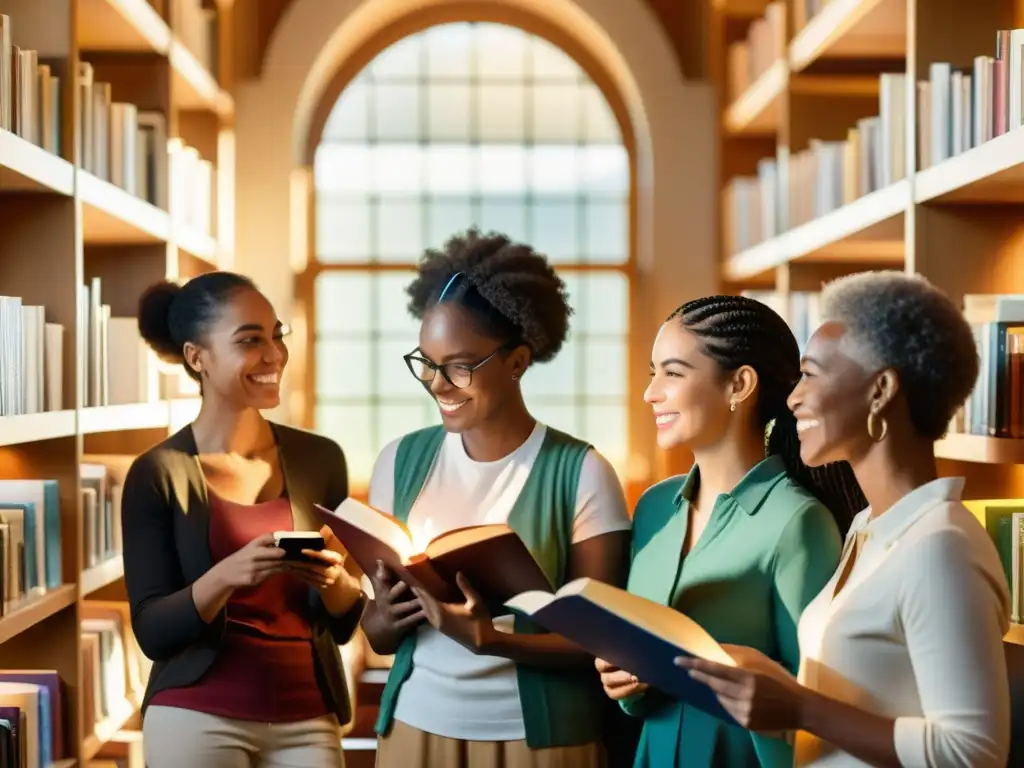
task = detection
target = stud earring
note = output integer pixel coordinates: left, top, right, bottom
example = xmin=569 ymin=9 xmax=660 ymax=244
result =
xmin=512 ymin=372 xmax=520 ymax=381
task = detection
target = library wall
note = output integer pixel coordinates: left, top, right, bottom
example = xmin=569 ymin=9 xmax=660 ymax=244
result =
xmin=0 ymin=0 xmax=229 ymax=763
xmin=231 ymin=0 xmax=719 ymax=487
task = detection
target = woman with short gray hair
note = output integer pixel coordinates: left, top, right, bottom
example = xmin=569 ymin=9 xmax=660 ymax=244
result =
xmin=676 ymin=270 xmax=1011 ymax=768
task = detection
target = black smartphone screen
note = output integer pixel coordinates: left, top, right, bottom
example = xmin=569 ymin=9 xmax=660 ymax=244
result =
xmin=274 ymin=532 xmax=325 ymax=561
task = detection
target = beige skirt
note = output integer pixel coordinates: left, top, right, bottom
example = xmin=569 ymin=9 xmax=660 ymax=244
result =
xmin=375 ymin=719 xmax=608 ymax=768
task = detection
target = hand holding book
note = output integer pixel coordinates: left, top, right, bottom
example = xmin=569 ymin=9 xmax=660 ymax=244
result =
xmin=411 ymin=571 xmax=498 ymax=654
xmin=505 ymin=578 xmax=740 ymax=723
xmin=595 ymin=657 xmax=648 ymax=700
xmin=675 ymin=645 xmax=804 ymax=733
xmin=368 ymin=561 xmax=426 ymax=634
xmin=314 ymin=498 xmax=552 ymax=604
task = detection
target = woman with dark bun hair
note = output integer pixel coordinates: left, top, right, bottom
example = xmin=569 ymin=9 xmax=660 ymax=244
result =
xmin=364 ymin=229 xmax=633 ymax=768
xmin=677 ymin=272 xmax=1011 ymax=768
xmin=596 ymin=294 xmax=866 ymax=768
xmin=123 ymin=271 xmax=366 ymax=768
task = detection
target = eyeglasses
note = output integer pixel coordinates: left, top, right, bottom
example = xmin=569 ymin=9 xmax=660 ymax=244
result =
xmin=403 ymin=344 xmax=510 ymax=389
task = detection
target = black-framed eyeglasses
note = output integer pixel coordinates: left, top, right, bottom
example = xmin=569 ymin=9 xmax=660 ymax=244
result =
xmin=403 ymin=344 xmax=512 ymax=389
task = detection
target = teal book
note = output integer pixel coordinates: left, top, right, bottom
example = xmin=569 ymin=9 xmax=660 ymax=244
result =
xmin=0 ymin=480 xmax=62 ymax=589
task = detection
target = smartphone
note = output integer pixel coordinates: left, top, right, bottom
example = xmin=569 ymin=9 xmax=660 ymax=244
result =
xmin=273 ymin=531 xmax=325 ymax=562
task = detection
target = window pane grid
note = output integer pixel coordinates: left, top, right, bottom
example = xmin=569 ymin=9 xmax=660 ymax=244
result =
xmin=313 ymin=22 xmax=630 ymax=482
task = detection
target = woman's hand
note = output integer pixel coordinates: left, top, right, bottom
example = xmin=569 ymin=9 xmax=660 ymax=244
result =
xmin=595 ymin=657 xmax=649 ymax=700
xmin=675 ymin=644 xmax=806 ymax=732
xmin=286 ymin=525 xmax=363 ymax=615
xmin=214 ymin=532 xmax=287 ymax=589
xmin=412 ymin=573 xmax=498 ymax=654
xmin=368 ymin=561 xmax=426 ymax=634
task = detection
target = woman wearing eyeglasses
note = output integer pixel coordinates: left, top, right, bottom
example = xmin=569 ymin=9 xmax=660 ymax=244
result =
xmin=362 ymin=229 xmax=634 ymax=768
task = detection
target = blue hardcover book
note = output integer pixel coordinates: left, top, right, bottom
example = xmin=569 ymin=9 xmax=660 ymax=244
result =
xmin=506 ymin=578 xmax=738 ymax=724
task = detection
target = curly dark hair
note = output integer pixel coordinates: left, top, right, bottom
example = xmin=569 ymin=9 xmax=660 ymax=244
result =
xmin=137 ymin=271 xmax=257 ymax=382
xmin=406 ymin=229 xmax=572 ymax=364
xmin=820 ymin=270 xmax=978 ymax=441
xmin=669 ymin=295 xmax=867 ymax=534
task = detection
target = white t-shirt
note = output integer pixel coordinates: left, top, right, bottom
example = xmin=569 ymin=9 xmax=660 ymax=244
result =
xmin=367 ymin=422 xmax=631 ymax=741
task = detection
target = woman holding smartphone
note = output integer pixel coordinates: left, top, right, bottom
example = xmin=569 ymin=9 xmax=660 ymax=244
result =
xmin=123 ymin=272 xmax=366 ymax=767
xmin=597 ymin=294 xmax=865 ymax=768
xmin=362 ymin=229 xmax=634 ymax=768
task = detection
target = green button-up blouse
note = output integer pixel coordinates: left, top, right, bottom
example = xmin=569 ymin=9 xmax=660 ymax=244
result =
xmin=622 ymin=454 xmax=843 ymax=768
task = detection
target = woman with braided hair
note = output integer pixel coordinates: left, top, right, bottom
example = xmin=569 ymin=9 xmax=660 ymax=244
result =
xmin=596 ymin=294 xmax=866 ymax=768
xmin=362 ymin=229 xmax=633 ymax=768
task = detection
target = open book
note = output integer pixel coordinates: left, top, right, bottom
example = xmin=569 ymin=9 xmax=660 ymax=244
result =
xmin=506 ymin=578 xmax=737 ymax=723
xmin=314 ymin=498 xmax=552 ymax=604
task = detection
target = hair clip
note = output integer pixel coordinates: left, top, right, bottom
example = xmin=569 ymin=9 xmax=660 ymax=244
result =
xmin=438 ymin=271 xmax=463 ymax=301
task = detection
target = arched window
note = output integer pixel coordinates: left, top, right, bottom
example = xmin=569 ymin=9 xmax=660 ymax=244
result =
xmin=312 ymin=21 xmax=631 ymax=489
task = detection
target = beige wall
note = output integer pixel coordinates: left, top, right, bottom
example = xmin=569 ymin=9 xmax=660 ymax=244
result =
xmin=233 ymin=0 xmax=718 ymax=485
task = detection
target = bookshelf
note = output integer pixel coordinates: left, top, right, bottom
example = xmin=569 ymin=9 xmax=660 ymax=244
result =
xmin=0 ymin=0 xmax=229 ymax=764
xmin=711 ymin=0 xmax=1024 ymax=647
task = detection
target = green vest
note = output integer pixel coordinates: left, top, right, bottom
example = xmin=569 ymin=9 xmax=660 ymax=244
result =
xmin=374 ymin=425 xmax=603 ymax=748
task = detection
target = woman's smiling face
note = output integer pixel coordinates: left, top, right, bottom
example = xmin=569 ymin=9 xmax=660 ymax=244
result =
xmin=415 ymin=302 xmax=525 ymax=432
xmin=787 ymin=321 xmax=876 ymax=466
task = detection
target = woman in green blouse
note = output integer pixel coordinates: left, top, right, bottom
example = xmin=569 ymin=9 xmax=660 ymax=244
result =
xmin=596 ymin=295 xmax=866 ymax=767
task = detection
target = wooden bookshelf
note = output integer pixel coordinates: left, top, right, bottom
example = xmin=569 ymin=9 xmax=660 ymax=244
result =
xmin=915 ymin=128 xmax=1024 ymax=203
xmin=935 ymin=434 xmax=1024 ymax=465
xmin=0 ymin=128 xmax=75 ymax=194
xmin=725 ymin=181 xmax=908 ymax=279
xmin=789 ymin=0 xmax=907 ymax=71
xmin=724 ymin=58 xmax=788 ymax=135
xmin=0 ymin=0 xmax=233 ymax=763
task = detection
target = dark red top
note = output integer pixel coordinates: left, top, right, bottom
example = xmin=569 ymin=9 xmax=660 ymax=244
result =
xmin=148 ymin=492 xmax=329 ymax=722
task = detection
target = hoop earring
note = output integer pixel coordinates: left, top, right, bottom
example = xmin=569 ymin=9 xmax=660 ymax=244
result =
xmin=511 ymin=372 xmax=520 ymax=382
xmin=729 ymin=399 xmax=737 ymax=412
xmin=866 ymin=411 xmax=888 ymax=442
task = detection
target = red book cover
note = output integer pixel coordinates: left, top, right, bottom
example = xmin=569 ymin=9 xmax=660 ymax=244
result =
xmin=315 ymin=499 xmax=552 ymax=604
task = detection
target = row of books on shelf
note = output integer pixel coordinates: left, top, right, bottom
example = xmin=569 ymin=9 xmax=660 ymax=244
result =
xmin=80 ymin=59 xmax=214 ymax=238
xmin=0 ymin=283 xmax=159 ymax=418
xmin=725 ymin=27 xmax=1024 ymax=254
xmin=78 ymin=61 xmax=168 ymax=209
xmin=920 ymin=29 xmax=1024 ymax=168
xmin=81 ymin=456 xmax=131 ymax=572
xmin=967 ymin=500 xmax=1024 ymax=625
xmin=0 ymin=456 xmax=129 ymax=616
xmin=0 ymin=16 xmax=60 ymax=153
xmin=80 ymin=278 xmax=161 ymax=411
xmin=961 ymin=295 xmax=1024 ymax=440
xmin=743 ymin=290 xmax=1024 ymax=441
xmin=723 ymin=71 xmax=905 ymax=252
xmin=726 ymin=1 xmax=785 ymax=103
xmin=0 ymin=298 xmax=62 ymax=418
xmin=0 ymin=479 xmax=61 ymax=612
xmin=2 ymin=12 xmax=217 ymax=238
xmin=0 ymin=601 xmax=150 ymax=768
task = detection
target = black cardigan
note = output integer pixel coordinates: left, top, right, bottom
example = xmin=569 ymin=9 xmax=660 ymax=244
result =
xmin=120 ymin=422 xmax=366 ymax=724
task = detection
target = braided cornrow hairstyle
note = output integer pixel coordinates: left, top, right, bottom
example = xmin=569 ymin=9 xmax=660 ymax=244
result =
xmin=671 ymin=295 xmax=866 ymax=535
xmin=406 ymin=228 xmax=572 ymax=363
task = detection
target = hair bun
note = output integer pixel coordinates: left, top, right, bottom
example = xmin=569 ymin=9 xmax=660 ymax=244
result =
xmin=137 ymin=280 xmax=183 ymax=362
